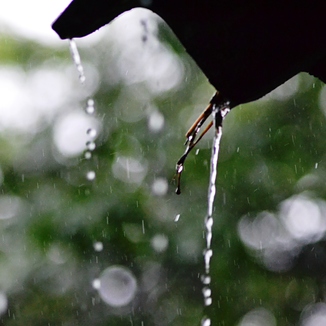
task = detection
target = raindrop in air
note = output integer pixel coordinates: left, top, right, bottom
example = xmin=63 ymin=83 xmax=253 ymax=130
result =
xmin=203 ymin=286 xmax=212 ymax=306
xmin=86 ymin=98 xmax=95 ymax=114
xmin=86 ymin=141 xmax=96 ymax=151
xmin=201 ymin=317 xmax=211 ymax=326
xmin=84 ymin=151 xmax=92 ymax=159
xmin=174 ymin=214 xmax=180 ymax=222
xmin=203 ymin=249 xmax=213 ymax=275
xmin=86 ymin=171 xmax=96 ymax=181
xmin=201 ymin=274 xmax=211 ymax=285
xmin=93 ymin=241 xmax=103 ymax=252
xmin=92 ymin=278 xmax=101 ymax=290
xmin=87 ymin=128 xmax=97 ymax=138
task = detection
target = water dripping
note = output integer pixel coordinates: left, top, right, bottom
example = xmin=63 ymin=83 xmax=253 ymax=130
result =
xmin=201 ymin=316 xmax=211 ymax=326
xmin=84 ymin=151 xmax=92 ymax=159
xmin=68 ymin=40 xmax=98 ymax=185
xmin=87 ymin=128 xmax=97 ymax=138
xmin=201 ymin=102 xmax=230 ymax=326
xmin=174 ymin=92 xmax=227 ymax=195
xmin=86 ymin=99 xmax=95 ymax=115
xmin=201 ymin=100 xmax=230 ymax=322
xmin=86 ymin=141 xmax=96 ymax=151
xmin=69 ymin=39 xmax=86 ymax=83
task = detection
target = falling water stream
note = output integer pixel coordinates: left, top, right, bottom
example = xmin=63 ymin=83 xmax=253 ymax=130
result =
xmin=201 ymin=103 xmax=230 ymax=326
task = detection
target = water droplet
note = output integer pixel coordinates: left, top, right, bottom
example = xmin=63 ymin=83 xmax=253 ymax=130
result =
xmin=195 ymin=149 xmax=200 ymax=155
xmin=315 ymin=162 xmax=319 ymax=169
xmin=177 ymin=164 xmax=183 ymax=174
xmin=86 ymin=99 xmax=95 ymax=114
xmin=201 ymin=274 xmax=211 ymax=285
xmin=86 ymin=171 xmax=96 ymax=180
xmin=77 ymin=67 xmax=86 ymax=83
xmin=87 ymin=128 xmax=97 ymax=138
xmin=87 ymin=99 xmax=94 ymax=106
xmin=86 ymin=141 xmax=96 ymax=151
xmin=94 ymin=241 xmax=103 ymax=252
xmin=202 ymin=286 xmax=211 ymax=298
xmin=204 ymin=297 xmax=212 ymax=306
xmin=92 ymin=278 xmax=101 ymax=290
xmin=174 ymin=214 xmax=180 ymax=222
xmin=86 ymin=106 xmax=94 ymax=114
xmin=201 ymin=317 xmax=211 ymax=326
xmin=84 ymin=151 xmax=92 ymax=159
xmin=204 ymin=248 xmax=213 ymax=274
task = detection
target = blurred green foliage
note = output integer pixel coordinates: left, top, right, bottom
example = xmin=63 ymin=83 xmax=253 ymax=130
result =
xmin=1 ymin=9 xmax=326 ymax=326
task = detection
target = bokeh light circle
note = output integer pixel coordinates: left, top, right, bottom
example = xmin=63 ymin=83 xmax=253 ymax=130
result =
xmin=97 ymin=266 xmax=137 ymax=307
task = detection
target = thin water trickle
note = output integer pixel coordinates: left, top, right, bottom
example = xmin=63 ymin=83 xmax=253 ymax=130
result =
xmin=68 ymin=40 xmax=98 ymax=182
xmin=69 ymin=39 xmax=86 ymax=83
